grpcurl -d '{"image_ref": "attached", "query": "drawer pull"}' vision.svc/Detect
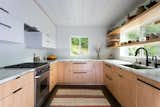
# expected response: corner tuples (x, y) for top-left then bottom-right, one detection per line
(74, 72), (87, 74)
(15, 76), (20, 79)
(73, 62), (87, 64)
(0, 22), (12, 29)
(0, 8), (9, 14)
(118, 74), (123, 78)
(13, 88), (22, 94)
(138, 79), (160, 91)
(105, 64), (111, 68)
(105, 74), (112, 80)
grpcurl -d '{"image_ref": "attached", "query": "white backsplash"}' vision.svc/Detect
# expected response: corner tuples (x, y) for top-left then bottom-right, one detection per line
(0, 41), (48, 67)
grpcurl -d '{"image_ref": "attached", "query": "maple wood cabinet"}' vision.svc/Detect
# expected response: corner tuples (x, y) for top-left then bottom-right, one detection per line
(93, 61), (103, 85)
(49, 62), (57, 92)
(0, 72), (34, 107)
(57, 62), (70, 84)
(70, 61), (93, 84)
(103, 63), (137, 107)
(57, 61), (103, 85)
(137, 79), (160, 107)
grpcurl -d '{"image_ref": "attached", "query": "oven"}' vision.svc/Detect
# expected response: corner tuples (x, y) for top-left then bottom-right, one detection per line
(35, 64), (50, 107)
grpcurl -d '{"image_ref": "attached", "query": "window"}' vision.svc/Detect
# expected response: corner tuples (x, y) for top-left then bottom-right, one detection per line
(143, 23), (160, 36)
(120, 22), (160, 57)
(120, 44), (160, 57)
(121, 26), (142, 43)
(70, 36), (88, 56)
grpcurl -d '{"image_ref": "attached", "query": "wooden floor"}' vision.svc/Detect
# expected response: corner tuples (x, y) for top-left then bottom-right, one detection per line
(42, 85), (121, 107)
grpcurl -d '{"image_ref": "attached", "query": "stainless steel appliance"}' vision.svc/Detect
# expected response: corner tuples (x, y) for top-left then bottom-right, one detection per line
(35, 64), (50, 107)
(4, 62), (50, 107)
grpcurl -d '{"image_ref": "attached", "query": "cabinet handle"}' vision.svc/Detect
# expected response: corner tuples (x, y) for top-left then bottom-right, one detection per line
(74, 72), (87, 74)
(137, 79), (160, 91)
(15, 76), (20, 79)
(0, 8), (9, 14)
(13, 88), (22, 94)
(73, 62), (87, 64)
(118, 74), (123, 78)
(105, 74), (112, 80)
(0, 22), (12, 29)
(105, 64), (111, 68)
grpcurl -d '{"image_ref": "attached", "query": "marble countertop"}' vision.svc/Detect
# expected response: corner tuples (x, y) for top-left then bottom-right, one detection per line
(104, 59), (160, 83)
(0, 68), (34, 85)
(1, 58), (160, 86)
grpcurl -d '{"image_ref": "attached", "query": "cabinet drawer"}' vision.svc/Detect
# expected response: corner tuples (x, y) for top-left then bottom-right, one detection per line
(0, 72), (34, 100)
(71, 62), (92, 71)
(72, 72), (92, 84)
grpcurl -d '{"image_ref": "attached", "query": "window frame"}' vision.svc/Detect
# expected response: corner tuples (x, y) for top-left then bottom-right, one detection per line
(70, 36), (89, 57)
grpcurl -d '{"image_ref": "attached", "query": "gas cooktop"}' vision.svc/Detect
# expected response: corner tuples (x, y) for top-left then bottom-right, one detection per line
(4, 62), (48, 68)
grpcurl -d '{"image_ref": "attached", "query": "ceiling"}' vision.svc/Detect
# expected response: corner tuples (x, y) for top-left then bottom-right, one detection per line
(36, 0), (145, 27)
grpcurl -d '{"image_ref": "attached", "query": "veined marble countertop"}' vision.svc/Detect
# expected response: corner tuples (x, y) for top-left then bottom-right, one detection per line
(1, 59), (160, 86)
(104, 59), (160, 85)
(0, 68), (34, 85)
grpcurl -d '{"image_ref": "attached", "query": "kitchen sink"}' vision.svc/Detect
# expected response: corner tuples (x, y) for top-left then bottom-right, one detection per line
(122, 64), (153, 69)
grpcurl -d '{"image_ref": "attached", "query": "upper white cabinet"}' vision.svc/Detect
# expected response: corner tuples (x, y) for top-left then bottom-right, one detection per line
(0, 2), (24, 43)
(0, 0), (56, 47)
(25, 31), (56, 49)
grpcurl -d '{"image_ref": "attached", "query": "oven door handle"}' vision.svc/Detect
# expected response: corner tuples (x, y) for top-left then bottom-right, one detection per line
(35, 76), (41, 79)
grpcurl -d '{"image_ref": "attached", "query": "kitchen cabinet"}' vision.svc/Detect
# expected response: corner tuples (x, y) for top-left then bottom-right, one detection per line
(93, 62), (103, 85)
(57, 61), (103, 85)
(57, 61), (72, 84)
(0, 72), (34, 107)
(70, 62), (93, 84)
(49, 63), (57, 92)
(103, 63), (137, 107)
(103, 63), (114, 91)
(137, 79), (160, 107)
(25, 31), (55, 49)
(63, 62), (72, 84)
(57, 62), (65, 84)
(1, 0), (56, 47)
(0, 3), (24, 43)
(115, 67), (137, 107)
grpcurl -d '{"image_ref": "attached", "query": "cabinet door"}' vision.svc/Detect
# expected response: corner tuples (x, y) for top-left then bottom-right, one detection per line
(0, 7), (24, 43)
(137, 80), (160, 107)
(0, 94), (14, 107)
(71, 62), (93, 84)
(57, 62), (65, 84)
(23, 83), (34, 107)
(0, 87), (24, 107)
(103, 63), (113, 91)
(93, 62), (103, 85)
(64, 62), (72, 84)
(50, 63), (57, 92)
(115, 69), (137, 107)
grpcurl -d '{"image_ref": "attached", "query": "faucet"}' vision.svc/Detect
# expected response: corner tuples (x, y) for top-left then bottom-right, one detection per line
(152, 56), (160, 68)
(135, 47), (150, 66)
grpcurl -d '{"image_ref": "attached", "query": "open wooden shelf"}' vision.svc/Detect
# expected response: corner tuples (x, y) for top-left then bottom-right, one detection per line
(121, 38), (160, 47)
(108, 39), (120, 42)
(107, 38), (160, 48)
(108, 28), (121, 36)
(107, 2), (160, 36)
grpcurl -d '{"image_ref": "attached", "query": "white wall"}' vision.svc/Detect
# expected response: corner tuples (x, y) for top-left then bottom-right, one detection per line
(0, 41), (48, 67)
(48, 26), (114, 59)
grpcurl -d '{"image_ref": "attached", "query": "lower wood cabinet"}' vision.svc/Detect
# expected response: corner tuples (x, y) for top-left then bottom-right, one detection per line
(0, 72), (34, 107)
(137, 79), (160, 107)
(57, 61), (103, 85)
(104, 63), (137, 107)
(49, 62), (57, 92)
(70, 61), (93, 84)
(57, 62), (65, 84)
(116, 68), (137, 107)
(93, 62), (103, 85)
